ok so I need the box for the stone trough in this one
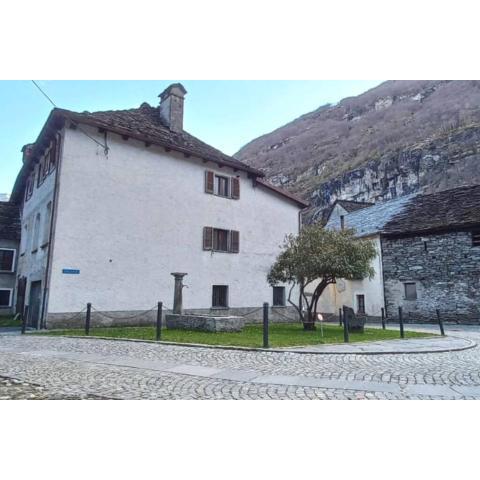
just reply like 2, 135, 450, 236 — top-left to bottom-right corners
166, 314, 245, 333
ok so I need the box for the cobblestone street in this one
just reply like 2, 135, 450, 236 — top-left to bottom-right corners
0, 325, 479, 399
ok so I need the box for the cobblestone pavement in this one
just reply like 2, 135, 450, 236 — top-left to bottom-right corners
0, 325, 479, 399
0, 376, 107, 399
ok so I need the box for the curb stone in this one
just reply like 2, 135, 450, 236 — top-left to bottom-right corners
27, 332, 478, 356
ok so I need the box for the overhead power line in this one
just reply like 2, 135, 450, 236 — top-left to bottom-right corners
30, 80, 109, 154
32, 80, 57, 108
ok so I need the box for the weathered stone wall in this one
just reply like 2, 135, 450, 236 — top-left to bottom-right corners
46, 306, 299, 329
381, 231, 480, 323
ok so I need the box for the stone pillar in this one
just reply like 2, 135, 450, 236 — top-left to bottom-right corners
171, 272, 187, 314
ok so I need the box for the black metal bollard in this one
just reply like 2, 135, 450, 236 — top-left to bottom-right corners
343, 306, 349, 343
21, 306, 28, 334
156, 302, 163, 341
381, 307, 386, 330
398, 306, 404, 339
85, 302, 92, 336
339, 308, 343, 326
263, 302, 269, 348
436, 309, 445, 336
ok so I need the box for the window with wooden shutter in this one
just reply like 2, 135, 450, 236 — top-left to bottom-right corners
230, 230, 240, 253
205, 171, 214, 194
203, 226, 213, 250
231, 177, 240, 199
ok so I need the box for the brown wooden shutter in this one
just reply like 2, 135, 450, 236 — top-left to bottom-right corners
230, 230, 240, 253
205, 171, 214, 194
203, 227, 213, 250
231, 177, 240, 199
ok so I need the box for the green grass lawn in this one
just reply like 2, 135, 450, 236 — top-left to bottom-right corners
36, 322, 432, 348
0, 315, 21, 328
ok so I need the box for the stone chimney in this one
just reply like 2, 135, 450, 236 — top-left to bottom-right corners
159, 83, 187, 133
21, 144, 34, 164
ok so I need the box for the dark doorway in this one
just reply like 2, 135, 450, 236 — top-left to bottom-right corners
16, 276, 27, 318
28, 281, 42, 328
356, 294, 365, 315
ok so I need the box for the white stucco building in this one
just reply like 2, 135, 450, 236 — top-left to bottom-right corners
11, 83, 308, 328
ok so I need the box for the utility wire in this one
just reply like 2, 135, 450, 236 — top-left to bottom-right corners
31, 80, 109, 154
32, 80, 57, 107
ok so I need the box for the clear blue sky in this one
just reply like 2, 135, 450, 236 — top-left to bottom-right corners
0, 80, 382, 194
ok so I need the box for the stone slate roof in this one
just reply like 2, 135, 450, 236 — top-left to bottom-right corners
11, 100, 307, 209
55, 105, 263, 176
0, 202, 20, 241
322, 198, 374, 225
383, 184, 480, 235
336, 199, 374, 213
326, 194, 417, 237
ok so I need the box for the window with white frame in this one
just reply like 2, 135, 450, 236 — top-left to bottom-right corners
0, 289, 12, 308
404, 282, 417, 300
20, 223, 29, 255
25, 172, 34, 202
0, 249, 15, 272
42, 202, 52, 246
32, 213, 41, 252
356, 294, 365, 314
204, 171, 240, 199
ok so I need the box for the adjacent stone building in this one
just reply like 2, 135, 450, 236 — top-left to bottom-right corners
381, 185, 480, 323
316, 194, 415, 319
0, 202, 20, 316
317, 185, 480, 324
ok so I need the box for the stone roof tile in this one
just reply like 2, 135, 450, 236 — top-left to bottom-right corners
0, 202, 21, 241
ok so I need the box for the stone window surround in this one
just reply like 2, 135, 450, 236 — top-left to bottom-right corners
212, 285, 229, 309
0, 248, 16, 273
356, 293, 366, 314
404, 282, 418, 301
0, 288, 13, 308
214, 174, 230, 198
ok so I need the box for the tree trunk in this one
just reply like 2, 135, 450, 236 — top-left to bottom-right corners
303, 310, 316, 330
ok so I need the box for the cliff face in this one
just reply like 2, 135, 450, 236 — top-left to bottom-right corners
306, 124, 480, 223
235, 80, 480, 221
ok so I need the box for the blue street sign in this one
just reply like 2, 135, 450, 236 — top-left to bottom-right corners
62, 269, 80, 275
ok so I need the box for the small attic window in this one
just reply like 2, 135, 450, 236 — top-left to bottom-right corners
472, 229, 480, 247
340, 215, 345, 230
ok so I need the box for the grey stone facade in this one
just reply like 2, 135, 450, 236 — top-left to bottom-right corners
166, 313, 245, 332
382, 230, 480, 323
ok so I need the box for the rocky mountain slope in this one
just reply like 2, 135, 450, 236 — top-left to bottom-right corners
235, 80, 480, 221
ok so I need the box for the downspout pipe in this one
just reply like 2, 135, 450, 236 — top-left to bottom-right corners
39, 131, 63, 329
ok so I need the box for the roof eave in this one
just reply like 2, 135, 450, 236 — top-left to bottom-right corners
382, 222, 480, 238
10, 109, 65, 204
256, 178, 309, 209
